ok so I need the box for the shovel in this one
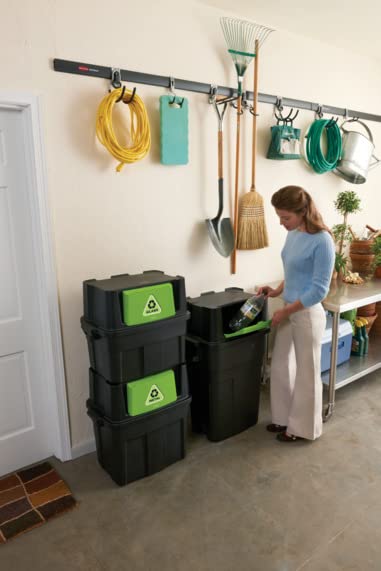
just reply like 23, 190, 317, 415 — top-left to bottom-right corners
206, 99, 234, 258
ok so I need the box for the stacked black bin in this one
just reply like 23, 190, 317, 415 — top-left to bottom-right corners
81, 270, 191, 486
186, 288, 269, 442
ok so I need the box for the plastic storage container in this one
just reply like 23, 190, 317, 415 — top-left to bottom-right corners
88, 364, 189, 421
186, 288, 269, 442
81, 314, 188, 383
321, 314, 353, 375
83, 270, 186, 330
87, 397, 191, 486
187, 287, 261, 342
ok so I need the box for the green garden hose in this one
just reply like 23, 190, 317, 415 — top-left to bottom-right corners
305, 119, 342, 174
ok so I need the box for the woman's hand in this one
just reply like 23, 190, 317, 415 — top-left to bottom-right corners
257, 285, 280, 298
271, 308, 289, 327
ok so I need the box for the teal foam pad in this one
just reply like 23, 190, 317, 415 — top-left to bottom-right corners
160, 95, 189, 165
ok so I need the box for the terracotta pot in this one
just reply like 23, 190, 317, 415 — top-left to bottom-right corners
358, 303, 377, 317
362, 314, 378, 335
370, 303, 381, 337
370, 316, 381, 337
350, 239, 374, 255
375, 266, 381, 279
350, 252, 375, 273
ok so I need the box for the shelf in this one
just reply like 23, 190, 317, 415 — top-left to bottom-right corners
323, 279, 381, 313
322, 335, 381, 389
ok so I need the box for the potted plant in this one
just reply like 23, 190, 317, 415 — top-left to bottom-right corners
332, 190, 362, 279
334, 252, 349, 277
371, 236, 381, 278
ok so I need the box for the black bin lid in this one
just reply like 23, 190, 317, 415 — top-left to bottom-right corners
187, 287, 256, 342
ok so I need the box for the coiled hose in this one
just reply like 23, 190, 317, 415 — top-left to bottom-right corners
96, 87, 151, 172
305, 119, 342, 174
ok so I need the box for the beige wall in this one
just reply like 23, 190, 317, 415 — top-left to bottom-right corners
2, 0, 381, 448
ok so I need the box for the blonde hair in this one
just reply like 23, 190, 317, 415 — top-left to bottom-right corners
271, 185, 331, 235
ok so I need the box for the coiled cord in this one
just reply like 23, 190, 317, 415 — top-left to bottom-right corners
96, 87, 151, 172
305, 119, 342, 174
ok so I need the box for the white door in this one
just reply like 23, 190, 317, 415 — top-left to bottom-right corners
0, 106, 54, 476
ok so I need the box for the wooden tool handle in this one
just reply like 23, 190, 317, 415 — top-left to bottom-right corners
366, 224, 377, 233
348, 226, 357, 240
251, 40, 259, 190
231, 95, 242, 275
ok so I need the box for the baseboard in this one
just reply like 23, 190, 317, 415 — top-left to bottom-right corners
71, 438, 96, 460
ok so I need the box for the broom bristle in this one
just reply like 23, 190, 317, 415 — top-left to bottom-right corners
237, 191, 269, 250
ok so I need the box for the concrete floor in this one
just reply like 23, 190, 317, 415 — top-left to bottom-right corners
2, 371, 381, 570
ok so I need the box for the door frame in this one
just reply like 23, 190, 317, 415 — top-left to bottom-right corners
0, 91, 71, 462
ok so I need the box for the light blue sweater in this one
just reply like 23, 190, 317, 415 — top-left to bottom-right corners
281, 230, 335, 308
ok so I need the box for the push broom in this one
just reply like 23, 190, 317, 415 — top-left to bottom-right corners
237, 30, 274, 250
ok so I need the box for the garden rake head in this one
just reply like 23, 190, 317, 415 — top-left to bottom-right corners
220, 17, 274, 95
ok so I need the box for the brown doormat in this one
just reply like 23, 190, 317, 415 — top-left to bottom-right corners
0, 461, 77, 543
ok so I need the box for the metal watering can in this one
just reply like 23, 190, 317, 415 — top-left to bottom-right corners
334, 119, 381, 184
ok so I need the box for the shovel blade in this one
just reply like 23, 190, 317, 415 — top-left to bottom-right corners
206, 217, 235, 258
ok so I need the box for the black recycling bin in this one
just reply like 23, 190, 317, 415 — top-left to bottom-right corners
87, 397, 191, 486
83, 270, 187, 330
81, 269, 191, 485
88, 363, 189, 422
186, 288, 269, 442
81, 314, 188, 383
81, 270, 188, 383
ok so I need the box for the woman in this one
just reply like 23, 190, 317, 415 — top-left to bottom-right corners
258, 186, 335, 442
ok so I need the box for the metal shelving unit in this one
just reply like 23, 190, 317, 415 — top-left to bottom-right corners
322, 334, 381, 390
322, 279, 381, 418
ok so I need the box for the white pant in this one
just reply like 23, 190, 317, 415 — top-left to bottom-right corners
270, 303, 326, 440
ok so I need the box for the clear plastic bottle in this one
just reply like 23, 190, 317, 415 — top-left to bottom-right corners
229, 294, 265, 332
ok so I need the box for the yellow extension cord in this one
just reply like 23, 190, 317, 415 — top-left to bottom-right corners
96, 87, 151, 172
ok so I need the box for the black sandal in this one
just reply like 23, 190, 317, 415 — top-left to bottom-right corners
266, 423, 287, 433
276, 431, 300, 442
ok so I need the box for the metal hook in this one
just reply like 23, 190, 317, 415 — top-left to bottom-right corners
110, 68, 122, 90
230, 99, 244, 114
275, 96, 283, 112
115, 85, 126, 103
123, 87, 136, 104
168, 76, 184, 106
168, 76, 177, 104
316, 104, 323, 119
170, 96, 184, 107
274, 108, 285, 125
326, 116, 339, 128
285, 109, 299, 125
209, 84, 218, 104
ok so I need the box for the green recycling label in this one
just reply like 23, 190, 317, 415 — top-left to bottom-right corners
122, 283, 175, 326
127, 369, 177, 415
143, 294, 162, 317
145, 384, 164, 406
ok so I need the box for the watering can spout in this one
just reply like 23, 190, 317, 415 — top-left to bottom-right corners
369, 154, 381, 170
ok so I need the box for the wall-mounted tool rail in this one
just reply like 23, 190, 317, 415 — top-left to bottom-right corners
53, 59, 381, 124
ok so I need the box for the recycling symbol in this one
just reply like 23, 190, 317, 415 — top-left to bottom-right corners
145, 384, 164, 406
143, 294, 162, 317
